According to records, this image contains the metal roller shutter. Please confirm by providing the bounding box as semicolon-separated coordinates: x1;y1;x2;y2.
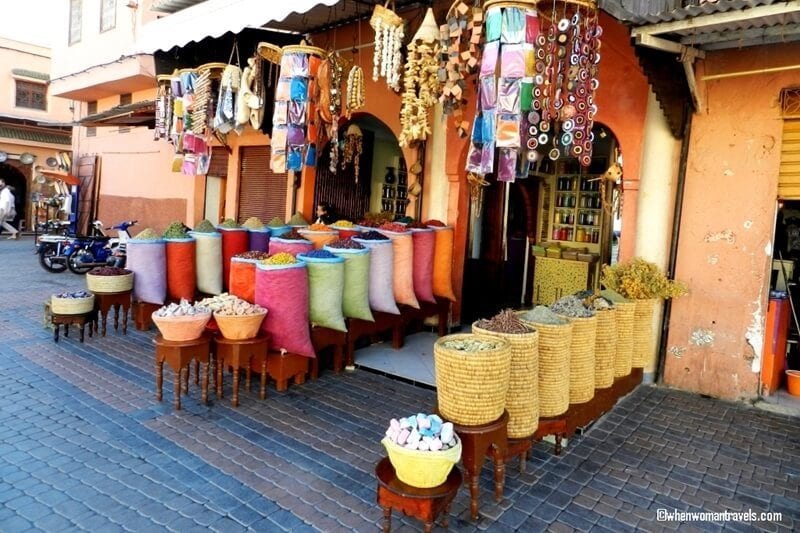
237;145;287;223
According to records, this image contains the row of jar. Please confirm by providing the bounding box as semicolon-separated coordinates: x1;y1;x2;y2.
552;226;601;243
554;210;600;226
555;194;601;209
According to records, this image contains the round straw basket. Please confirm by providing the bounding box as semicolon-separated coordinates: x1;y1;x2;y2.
86;272;134;294
433;334;512;426
51;294;95;315
518;313;572;417
371;1;403;28
472;323;539;439
594;308;617;389
559;314;597;404
633;298;659;368
614;301;635;377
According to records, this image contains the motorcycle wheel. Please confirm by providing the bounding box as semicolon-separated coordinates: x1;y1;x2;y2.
39;246;68;273
67;250;95;275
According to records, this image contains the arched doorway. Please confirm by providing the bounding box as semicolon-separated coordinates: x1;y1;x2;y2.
0;163;27;231
314;113;406;221
461;123;622;323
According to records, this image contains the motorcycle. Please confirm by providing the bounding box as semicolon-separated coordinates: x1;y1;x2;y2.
35;220;105;273
66;220;137;274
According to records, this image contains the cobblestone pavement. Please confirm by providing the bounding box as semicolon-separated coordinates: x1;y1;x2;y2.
1;238;799;532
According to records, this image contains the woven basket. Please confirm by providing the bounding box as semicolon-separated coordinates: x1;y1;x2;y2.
152;312;211;342
51;294;94;315
86;272;134;293
213;310;267;341
614;301;635;377
594;308;617;389
472;323;539;438
518;313;572;417
433;334;512;426
633;298;659;368
382;436;462;488
559;315;597;404
371;0;403;29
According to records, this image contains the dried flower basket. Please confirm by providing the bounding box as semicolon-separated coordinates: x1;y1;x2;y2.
381;436;462;488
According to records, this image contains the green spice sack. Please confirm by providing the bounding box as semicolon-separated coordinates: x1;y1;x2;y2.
324;246;373;322
190;231;223;295
297;254;347;332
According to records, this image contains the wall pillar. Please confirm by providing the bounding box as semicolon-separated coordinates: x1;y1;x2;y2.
633;88;682;381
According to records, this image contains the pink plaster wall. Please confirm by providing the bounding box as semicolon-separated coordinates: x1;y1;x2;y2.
664;44;800;400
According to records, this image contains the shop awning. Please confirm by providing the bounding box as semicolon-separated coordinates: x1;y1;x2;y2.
39;171;81;187
79;100;156;128
134;0;341;53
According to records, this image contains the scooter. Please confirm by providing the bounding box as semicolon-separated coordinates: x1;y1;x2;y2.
66;220;137;274
35;221;105;273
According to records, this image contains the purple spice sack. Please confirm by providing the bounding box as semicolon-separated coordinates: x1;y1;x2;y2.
126;239;167;305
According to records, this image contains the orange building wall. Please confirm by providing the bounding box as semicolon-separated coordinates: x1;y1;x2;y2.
663;44;800;400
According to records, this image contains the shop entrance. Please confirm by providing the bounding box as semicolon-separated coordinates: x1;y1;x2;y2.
0;163;27;233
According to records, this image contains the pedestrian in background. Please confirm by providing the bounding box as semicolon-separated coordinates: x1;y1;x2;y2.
0;178;19;239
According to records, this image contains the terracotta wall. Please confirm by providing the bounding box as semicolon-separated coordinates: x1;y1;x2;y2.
664;44;800;400
97;195;186;234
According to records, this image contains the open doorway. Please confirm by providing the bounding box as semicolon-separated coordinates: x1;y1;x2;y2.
0;163;27;234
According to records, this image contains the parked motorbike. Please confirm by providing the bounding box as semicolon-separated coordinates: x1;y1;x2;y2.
66;220;137;274
35;220;105;273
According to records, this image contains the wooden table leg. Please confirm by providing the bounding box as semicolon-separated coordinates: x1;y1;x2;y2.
79;323;85;343
216;354;224;399
155;360;163;401
181;367;189;395
382;507;392;533
173;369;182;410
54;324;59;343
245;367;252;392
194;360;200;386
201;362;209;405
260;358;267;400
64;325;69;338
423;522;433;533
122;306;128;334
493;447;506;502
442;503;451;529
232;368;240;407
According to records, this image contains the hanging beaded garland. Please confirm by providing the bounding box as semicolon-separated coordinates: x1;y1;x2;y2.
342;123;364;182
345;65;366;118
370;1;405;91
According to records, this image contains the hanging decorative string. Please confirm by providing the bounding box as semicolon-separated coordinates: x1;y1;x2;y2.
398;8;441;148
342;123;364;182
370;1;405;91
464;0;602;182
345;65;366;117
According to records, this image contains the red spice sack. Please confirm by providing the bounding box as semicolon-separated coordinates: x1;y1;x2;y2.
230;258;257;303
255;262;314;358
165;238;196;302
220;228;249;291
411;228;436;303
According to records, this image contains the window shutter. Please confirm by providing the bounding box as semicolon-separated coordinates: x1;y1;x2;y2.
779;119;800;198
237;146;288;223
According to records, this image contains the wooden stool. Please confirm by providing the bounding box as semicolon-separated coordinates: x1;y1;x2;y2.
266;351;310;392
534;416;568;456
93;290;132;336
215;333;270;407
153;333;211;410
452;410;509;520
133;301;161;331
346;312;403;368
52;310;97;343
376;457;461;533
311;326;346;377
504;437;534;473
398;297;450;342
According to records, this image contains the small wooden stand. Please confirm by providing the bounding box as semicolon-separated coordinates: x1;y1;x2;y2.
503;437;534;473
52;310;97;343
398;297;450;342
310;325;346;377
375;457;461;533
215;333;270;407
93;290;132;336
345;312;403;367
452;411;509;520
266;350;310;392
153;333;211;410
133;301;161;331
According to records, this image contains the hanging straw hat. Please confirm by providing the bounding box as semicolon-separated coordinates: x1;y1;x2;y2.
412;7;440;44
257;42;283;65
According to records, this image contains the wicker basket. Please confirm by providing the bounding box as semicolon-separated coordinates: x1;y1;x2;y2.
472;323;539;439
51;294;95;315
213;310;267;341
518;313;572;417
151;312;211;342
382;436;462;488
86;272;134;293
633;298;659;368
433;334;512;426
594;308;617;389
614;301;636;377
559;314;597;404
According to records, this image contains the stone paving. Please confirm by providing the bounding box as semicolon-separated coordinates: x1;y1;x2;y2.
1;238;799;532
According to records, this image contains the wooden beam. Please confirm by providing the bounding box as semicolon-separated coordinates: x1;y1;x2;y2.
634;33;706;59
631;1;800;37
680;23;800;45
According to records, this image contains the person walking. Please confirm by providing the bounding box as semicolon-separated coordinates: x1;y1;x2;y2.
0;178;19;239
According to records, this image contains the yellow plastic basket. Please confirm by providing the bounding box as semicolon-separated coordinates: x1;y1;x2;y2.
381;436;462;488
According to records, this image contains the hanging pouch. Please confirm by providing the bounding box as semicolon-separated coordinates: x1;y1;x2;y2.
289;101;307;125
480;40;499;77
480;75;497;110
521;78;533;111
526;11;540;43
284;53;309;77
498;77;521;114
471;113;485;143
287;146;303;171
481;110;496;143
496;113;521;148
271;125;288;150
287;124;306;146
497;148;518;182
305;144;317;166
271;149;287;173
485;7;502;42
500;44;525;78
524;44;536;76
290;77;309;102
466;143;483;173
480;142;495;174
501;7;525;44
273;101;288;125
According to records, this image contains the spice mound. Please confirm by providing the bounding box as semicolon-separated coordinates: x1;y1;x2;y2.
219;218;240;229
357;230;391;241
379;222;408;233
163;221;190;239
262;253;297;265
302;250;338;259
55;290;92;299
519;306;569;325
600;289;629;303
267;217;286;228
475;309;533;334
234;251;269;260
332;220;355;228
193;219;217;233
384;414;458;451
405;220;429;229
277;229;309;240
441;338;503;352
357;219;380;227
551;295;596;318
88;266;131;276
395;216;414;224
154;299;210;317
327;238;364;249
197;294;265;316
425;219;446;227
133;228;161;240
288;212;309;226
307;223;333;232
242;217;265;230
